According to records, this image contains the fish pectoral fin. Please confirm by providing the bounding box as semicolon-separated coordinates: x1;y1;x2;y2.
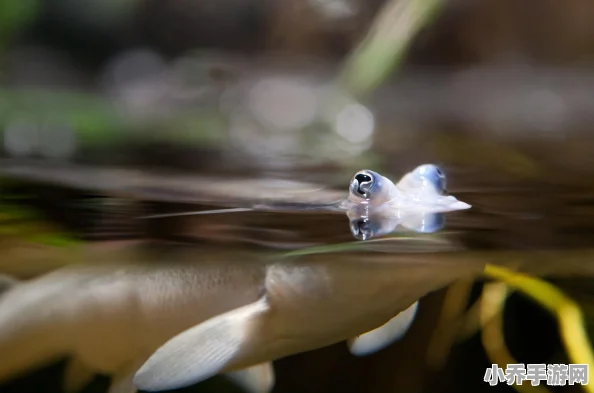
134;297;270;392
224;362;275;393
348;300;419;357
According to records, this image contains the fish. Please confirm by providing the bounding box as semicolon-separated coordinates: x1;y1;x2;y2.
0;246;483;392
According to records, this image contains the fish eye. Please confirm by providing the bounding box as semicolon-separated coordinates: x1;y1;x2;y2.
355;173;372;184
416;164;447;195
351;171;375;199
350;218;374;240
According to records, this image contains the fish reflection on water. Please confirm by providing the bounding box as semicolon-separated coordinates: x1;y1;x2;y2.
0;160;474;393
349;212;445;240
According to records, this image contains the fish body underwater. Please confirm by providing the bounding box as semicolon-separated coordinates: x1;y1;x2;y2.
0;246;483;392
0;163;473;392
132;249;481;392
0;252;265;391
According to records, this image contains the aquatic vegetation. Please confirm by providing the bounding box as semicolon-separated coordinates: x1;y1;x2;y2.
0;195;80;249
341;0;447;96
482;264;594;393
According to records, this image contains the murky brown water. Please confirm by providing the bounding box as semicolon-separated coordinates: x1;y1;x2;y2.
0;162;592;393
3;0;594;388
3;101;594;393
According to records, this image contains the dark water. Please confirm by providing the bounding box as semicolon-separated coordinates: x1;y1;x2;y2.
3;0;594;390
1;142;594;393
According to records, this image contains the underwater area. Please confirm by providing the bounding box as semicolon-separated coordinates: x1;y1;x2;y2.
2;0;594;392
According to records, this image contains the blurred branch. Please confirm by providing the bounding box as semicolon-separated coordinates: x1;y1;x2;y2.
341;0;445;97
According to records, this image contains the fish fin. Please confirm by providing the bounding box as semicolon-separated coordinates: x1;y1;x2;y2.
224;362;275;393
63;357;95;393
134;297;270;392
347;301;419;356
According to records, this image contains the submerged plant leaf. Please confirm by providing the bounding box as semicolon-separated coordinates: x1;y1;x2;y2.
483;264;594;392
0;200;80;248
281;232;456;258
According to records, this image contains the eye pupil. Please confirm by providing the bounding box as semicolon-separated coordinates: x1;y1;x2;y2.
355;174;372;183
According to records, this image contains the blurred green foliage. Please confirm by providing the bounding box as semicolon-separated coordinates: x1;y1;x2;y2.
0;181;80;247
0;89;126;145
0;88;228;151
342;0;445;97
0;0;40;53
